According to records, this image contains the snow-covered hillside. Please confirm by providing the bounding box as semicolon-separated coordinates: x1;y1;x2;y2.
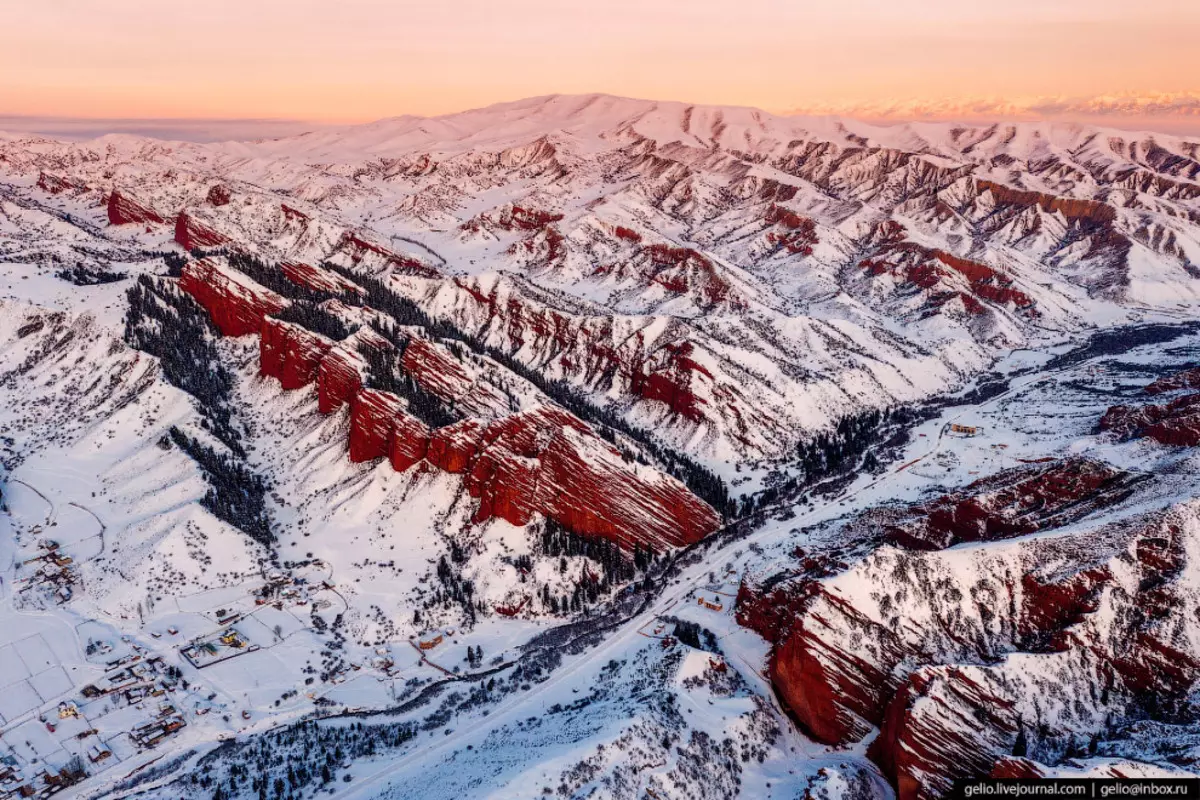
1;95;1199;800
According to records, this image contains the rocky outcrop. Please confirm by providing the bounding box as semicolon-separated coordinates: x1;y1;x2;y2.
1100;393;1200;446
317;347;366;413
859;242;1036;317
175;211;229;250
280;261;363;296
643;244;735;307
631;341;712;423
764;203;819;256
179;259;288;337
260;318;334;390
176;262;720;552
206;185;232;206
974;179;1117;224
328;231;441;278
107;190;164;226
1101;370;1200;446
880;458;1136;550
739;480;1200;800
349;389;405;462
37;172;78;195
1146;367;1200;395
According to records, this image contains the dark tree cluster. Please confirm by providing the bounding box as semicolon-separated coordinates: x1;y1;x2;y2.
226;252;349;305
55;263;127;285
183;718;416;800
271;300;356;341
431;543;478;625
537;519;657;614
123;274;241;452
169;427;273;545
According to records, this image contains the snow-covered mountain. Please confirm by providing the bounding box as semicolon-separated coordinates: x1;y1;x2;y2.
1;94;1199;800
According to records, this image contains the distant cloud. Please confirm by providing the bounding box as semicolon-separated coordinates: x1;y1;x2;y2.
0;116;331;143
784;92;1200;134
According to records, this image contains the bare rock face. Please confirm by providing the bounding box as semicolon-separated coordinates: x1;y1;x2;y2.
280;261;363;296
859;242;1036;319
1146;367;1200;395
348;389;405;462
177;258;721;552
1101;394;1200;446
317;346;366;413
764;203;819;255
631;341;712;423
37;172;78;195
259;318;334;390
328;230;441;278
881;458;1136;550
389;412;431;473
175;211;230;250
107;190;164;226
178;259;288;337
205;184;232;206
737;454;1200;799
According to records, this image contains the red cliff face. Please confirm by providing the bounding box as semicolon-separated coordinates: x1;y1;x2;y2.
205;185;232;206
176;262;721;554
631;341;712;423
280;261;363;296
348;389;405;462
179;260;288;337
260;318;334;390
317;347;366;413
330;231;441;278
107;190;164;226
859;242;1036;317
1146;367;1200;395
175;211;230;250
390;412;431;473
738;468;1200;800
975;179;1117;224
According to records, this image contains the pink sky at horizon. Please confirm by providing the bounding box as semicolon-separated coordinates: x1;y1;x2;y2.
3;0;1199;126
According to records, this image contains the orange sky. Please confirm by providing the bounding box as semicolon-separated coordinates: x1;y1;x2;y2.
3;0;1199;122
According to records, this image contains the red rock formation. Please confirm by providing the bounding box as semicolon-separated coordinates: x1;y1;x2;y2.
178;261;721;553
427;419;486;473
631;341;712;423
179;259;287;337
643;244;735;307
765;204;819;255
400;338;473;405
884;458;1130;550
614;225;642;242
500;205;563;231
859;242;1035;316
1101;392;1200;447
390;412;431;472
1147;367;1200;395
205;185;231;206
260;318;334;390
175;211;229;250
280;204;310;223
280;261;362;296
107;190;164;226
975;179;1117;224
348;389;405;462
37;172;77;195
330;231;441;278
317;347;366;413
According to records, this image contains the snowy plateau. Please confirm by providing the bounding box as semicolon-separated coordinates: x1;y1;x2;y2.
0;93;1198;800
